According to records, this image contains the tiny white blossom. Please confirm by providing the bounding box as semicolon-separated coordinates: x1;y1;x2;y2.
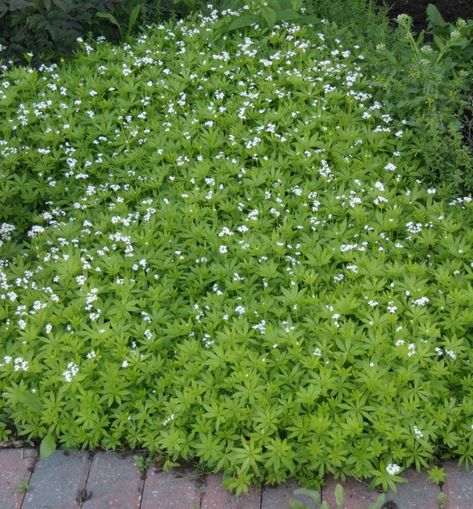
412;297;429;306
63;362;79;382
386;464;401;475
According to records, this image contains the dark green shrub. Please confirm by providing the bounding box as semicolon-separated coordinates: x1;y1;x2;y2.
0;0;196;64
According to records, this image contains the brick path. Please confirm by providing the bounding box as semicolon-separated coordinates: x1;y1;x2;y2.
0;448;471;508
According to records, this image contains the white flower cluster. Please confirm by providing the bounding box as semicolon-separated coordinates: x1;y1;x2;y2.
0;223;15;245
1;355;29;371
63;362;79;382
386;463;401;475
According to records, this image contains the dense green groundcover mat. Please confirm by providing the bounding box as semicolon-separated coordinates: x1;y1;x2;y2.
1;6;473;493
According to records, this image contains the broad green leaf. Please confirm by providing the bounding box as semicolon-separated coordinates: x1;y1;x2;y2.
368;494;386;509
40;434;56;460
291;0;302;12
17;391;42;413
228;14;259;32
127;4;142;36
276;9;302;22
96;11;123;36
266;0;281;11
426;3;447;29
293;488;321;503
335;483;345;508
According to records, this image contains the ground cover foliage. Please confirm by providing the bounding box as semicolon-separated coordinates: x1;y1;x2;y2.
1;2;473;494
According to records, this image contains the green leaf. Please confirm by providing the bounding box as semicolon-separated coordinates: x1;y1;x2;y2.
261;7;277;28
426;4;447;29
293;488;321;503
276;9;302;22
127;4;142;36
228;14;259;32
335;483;345;508
266;0;281;11
288;502;307;509
40;433;56;460
96;11;123;37
433;34;445;50
367;494;386;509
17;391;42;413
291;0;302;12
298;14;320;25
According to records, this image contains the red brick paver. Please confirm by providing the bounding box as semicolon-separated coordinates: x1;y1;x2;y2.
22;451;90;509
141;467;201;509
201;474;261;509
0;448;36;509
323;477;381;509
443;461;473;509
82;452;144;509
3;447;473;509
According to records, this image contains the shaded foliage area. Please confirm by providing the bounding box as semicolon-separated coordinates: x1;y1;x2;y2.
377;0;473;33
0;0;197;64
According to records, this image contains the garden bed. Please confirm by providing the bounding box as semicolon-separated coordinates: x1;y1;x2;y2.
1;0;473;495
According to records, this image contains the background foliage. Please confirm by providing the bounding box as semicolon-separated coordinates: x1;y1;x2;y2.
0;0;196;64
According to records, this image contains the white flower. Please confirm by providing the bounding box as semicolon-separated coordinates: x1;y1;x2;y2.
412;297;429;306
219;245;228;254
445;349;457;360
13;357;29;372
252;320;266;334
218;227;234;237
386;463;401;475
373;196;388;206
63;362;79;382
235;305;246;315
122;360;129;368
